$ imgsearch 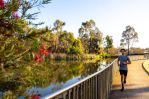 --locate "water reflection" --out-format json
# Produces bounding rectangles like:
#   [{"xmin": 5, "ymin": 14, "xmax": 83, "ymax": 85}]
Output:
[{"xmin": 0, "ymin": 59, "xmax": 113, "ymax": 98}]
